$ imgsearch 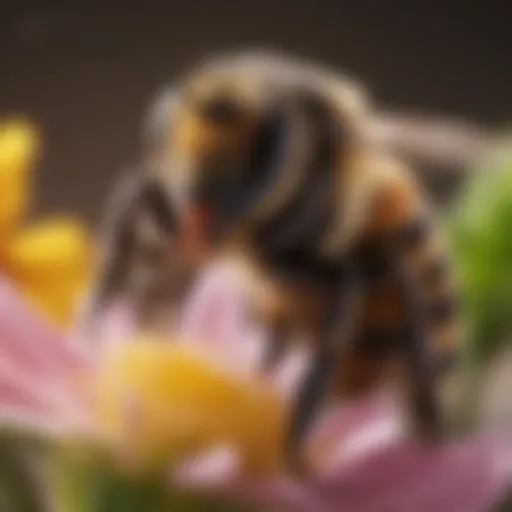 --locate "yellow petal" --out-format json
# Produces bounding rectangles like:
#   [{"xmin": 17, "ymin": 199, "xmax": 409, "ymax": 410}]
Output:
[
  {"xmin": 5, "ymin": 216, "xmax": 94, "ymax": 285},
  {"xmin": 0, "ymin": 119, "xmax": 40, "ymax": 241},
  {"xmin": 0, "ymin": 118, "xmax": 40, "ymax": 172},
  {"xmin": 4, "ymin": 217, "xmax": 94, "ymax": 327},
  {"xmin": 92, "ymin": 339, "xmax": 288, "ymax": 475}
]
